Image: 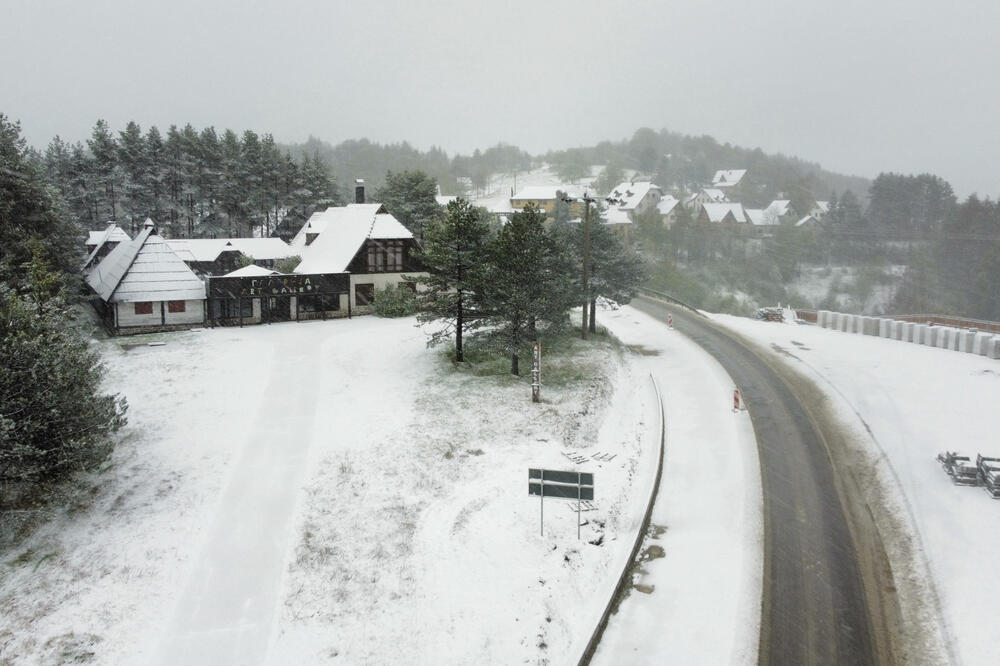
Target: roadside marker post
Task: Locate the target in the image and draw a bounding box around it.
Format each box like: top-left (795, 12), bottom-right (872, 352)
top-left (531, 342), bottom-right (541, 403)
top-left (733, 388), bottom-right (742, 412)
top-left (668, 313), bottom-right (673, 329)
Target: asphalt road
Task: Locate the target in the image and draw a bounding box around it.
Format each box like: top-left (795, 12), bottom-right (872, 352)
top-left (632, 296), bottom-right (893, 666)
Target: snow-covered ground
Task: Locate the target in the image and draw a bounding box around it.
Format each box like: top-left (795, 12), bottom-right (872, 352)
top-left (0, 316), bottom-right (664, 665)
top-left (711, 312), bottom-right (1000, 666)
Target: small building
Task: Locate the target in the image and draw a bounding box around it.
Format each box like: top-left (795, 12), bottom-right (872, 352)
top-left (765, 200), bottom-right (799, 224)
top-left (656, 196), bottom-right (681, 228)
top-left (83, 222), bottom-right (131, 273)
top-left (86, 221), bottom-right (206, 334)
top-left (607, 181), bottom-right (663, 220)
top-left (795, 214), bottom-right (821, 228)
top-left (699, 202), bottom-right (747, 225)
top-left (711, 169), bottom-right (748, 189)
top-left (684, 188), bottom-right (728, 211)
top-left (510, 185), bottom-right (587, 221)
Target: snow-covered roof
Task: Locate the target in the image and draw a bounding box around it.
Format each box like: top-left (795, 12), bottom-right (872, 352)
top-left (166, 237), bottom-right (294, 263)
top-left (744, 208), bottom-right (779, 226)
top-left (86, 224), bottom-right (130, 247)
top-left (223, 264), bottom-right (279, 278)
top-left (813, 201), bottom-right (830, 213)
top-left (795, 215), bottom-right (820, 228)
top-left (82, 223), bottom-right (132, 271)
top-left (86, 224), bottom-right (205, 303)
top-left (608, 181), bottom-right (661, 211)
top-left (435, 195), bottom-right (458, 207)
top-left (711, 170), bottom-right (747, 187)
top-left (701, 203), bottom-right (747, 224)
top-left (766, 200), bottom-right (793, 217)
top-left (511, 185), bottom-right (586, 201)
top-left (604, 206), bottom-right (632, 226)
top-left (293, 203), bottom-right (412, 274)
top-left (657, 196), bottom-right (680, 215)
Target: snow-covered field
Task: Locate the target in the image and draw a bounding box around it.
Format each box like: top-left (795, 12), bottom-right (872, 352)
top-left (712, 312), bottom-right (1000, 666)
top-left (0, 316), bottom-right (663, 665)
top-left (3, 302), bottom-right (996, 665)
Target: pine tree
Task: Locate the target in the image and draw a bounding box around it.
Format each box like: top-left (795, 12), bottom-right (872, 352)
top-left (481, 204), bottom-right (576, 375)
top-left (88, 119), bottom-right (120, 221)
top-left (375, 170), bottom-right (441, 241)
top-left (412, 198), bottom-right (491, 361)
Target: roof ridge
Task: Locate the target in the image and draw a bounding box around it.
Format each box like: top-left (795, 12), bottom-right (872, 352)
top-left (105, 226), bottom-right (153, 302)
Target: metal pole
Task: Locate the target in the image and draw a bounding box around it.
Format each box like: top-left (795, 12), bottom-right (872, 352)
top-left (577, 474), bottom-right (582, 540)
top-left (582, 197), bottom-right (591, 340)
top-left (540, 476), bottom-right (544, 537)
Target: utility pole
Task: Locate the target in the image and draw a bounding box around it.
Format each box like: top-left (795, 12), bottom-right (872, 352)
top-left (581, 192), bottom-right (596, 340)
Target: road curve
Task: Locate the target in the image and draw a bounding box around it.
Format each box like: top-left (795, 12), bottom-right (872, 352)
top-left (632, 296), bottom-right (896, 666)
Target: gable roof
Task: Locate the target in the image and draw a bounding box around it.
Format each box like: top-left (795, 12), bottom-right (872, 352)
top-left (702, 188), bottom-right (728, 202)
top-left (701, 203), bottom-right (747, 223)
top-left (608, 181), bottom-right (661, 210)
top-left (86, 224), bottom-right (205, 303)
top-left (167, 237), bottom-right (294, 263)
top-left (657, 195), bottom-right (680, 215)
top-left (795, 214), bottom-right (820, 228)
top-left (293, 203), bottom-right (412, 274)
top-left (744, 208), bottom-right (779, 226)
top-left (711, 169), bottom-right (747, 187)
top-left (224, 264), bottom-right (280, 277)
top-left (766, 200), bottom-right (793, 217)
top-left (86, 224), bottom-right (131, 247)
top-left (82, 223), bottom-right (132, 271)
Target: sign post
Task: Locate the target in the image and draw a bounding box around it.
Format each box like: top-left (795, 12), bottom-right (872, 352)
top-left (528, 469), bottom-right (594, 538)
top-left (531, 342), bottom-right (541, 403)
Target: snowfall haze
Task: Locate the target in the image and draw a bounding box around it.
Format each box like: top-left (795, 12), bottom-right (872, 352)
top-left (1, 0), bottom-right (997, 196)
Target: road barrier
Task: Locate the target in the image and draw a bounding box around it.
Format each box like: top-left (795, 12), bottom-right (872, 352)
top-left (808, 309), bottom-right (1000, 361)
top-left (577, 375), bottom-right (666, 666)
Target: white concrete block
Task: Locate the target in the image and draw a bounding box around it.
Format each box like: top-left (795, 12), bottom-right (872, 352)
top-left (935, 328), bottom-right (950, 349)
top-left (963, 330), bottom-right (978, 353)
top-left (903, 322), bottom-right (916, 342)
top-left (950, 329), bottom-right (963, 351)
top-left (990, 337), bottom-right (1000, 360)
top-left (840, 314), bottom-right (851, 332)
top-left (893, 321), bottom-right (905, 340)
top-left (862, 317), bottom-right (879, 336)
top-left (818, 310), bottom-right (830, 328)
top-left (878, 318), bottom-right (890, 337)
top-left (916, 324), bottom-right (931, 345)
top-left (854, 316), bottom-right (865, 334)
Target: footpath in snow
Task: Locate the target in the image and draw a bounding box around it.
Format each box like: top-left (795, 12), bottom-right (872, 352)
top-left (592, 305), bottom-right (762, 666)
top-left (712, 312), bottom-right (1000, 666)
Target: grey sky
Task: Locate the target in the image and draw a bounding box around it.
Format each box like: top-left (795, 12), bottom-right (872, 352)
top-left (2, 0), bottom-right (997, 197)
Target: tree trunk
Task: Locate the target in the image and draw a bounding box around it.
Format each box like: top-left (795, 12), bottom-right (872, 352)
top-left (589, 297), bottom-right (597, 334)
top-left (455, 297), bottom-right (464, 362)
top-left (510, 352), bottom-right (519, 376)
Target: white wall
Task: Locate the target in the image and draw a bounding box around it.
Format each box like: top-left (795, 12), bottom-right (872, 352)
top-left (350, 272), bottom-right (428, 310)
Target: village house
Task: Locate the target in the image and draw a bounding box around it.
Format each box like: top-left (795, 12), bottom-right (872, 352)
top-left (86, 220), bottom-right (206, 334)
top-left (684, 188), bottom-right (728, 211)
top-left (711, 169), bottom-right (747, 188)
top-left (657, 195), bottom-right (682, 228)
top-left (607, 181), bottom-right (662, 220)
top-left (765, 200), bottom-right (800, 225)
top-left (510, 185), bottom-right (586, 221)
top-left (698, 202), bottom-right (748, 226)
top-left (291, 190), bottom-right (425, 315)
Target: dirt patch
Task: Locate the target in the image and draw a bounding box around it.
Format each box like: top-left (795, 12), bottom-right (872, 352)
top-left (637, 544), bottom-right (665, 563)
top-left (626, 344), bottom-right (661, 356)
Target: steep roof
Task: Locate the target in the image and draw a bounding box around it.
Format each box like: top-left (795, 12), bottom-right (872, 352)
top-left (87, 224), bottom-right (205, 303)
top-left (82, 223), bottom-right (131, 271)
top-left (86, 224), bottom-right (130, 247)
top-left (702, 203), bottom-right (747, 224)
top-left (766, 200), bottom-right (793, 217)
top-left (711, 169), bottom-right (747, 187)
top-left (293, 203), bottom-right (412, 274)
top-left (608, 181), bottom-right (661, 210)
top-left (223, 264), bottom-right (279, 277)
top-left (657, 195), bottom-right (680, 215)
top-left (167, 237), bottom-right (294, 263)
top-left (703, 188), bottom-right (728, 202)
top-left (744, 208), bottom-right (779, 226)
top-left (795, 214), bottom-right (820, 228)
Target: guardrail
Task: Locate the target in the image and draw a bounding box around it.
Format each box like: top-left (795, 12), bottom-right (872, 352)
top-left (577, 375), bottom-right (666, 666)
top-left (637, 287), bottom-right (707, 318)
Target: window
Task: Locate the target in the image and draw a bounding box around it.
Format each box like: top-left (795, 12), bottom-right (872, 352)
top-left (134, 302), bottom-right (153, 315)
top-left (366, 240), bottom-right (404, 272)
top-left (168, 300), bottom-right (186, 313)
top-left (298, 295), bottom-right (339, 312)
top-left (355, 283), bottom-right (375, 306)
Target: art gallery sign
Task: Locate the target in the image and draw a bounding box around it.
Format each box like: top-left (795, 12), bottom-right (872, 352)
top-left (207, 273), bottom-right (350, 299)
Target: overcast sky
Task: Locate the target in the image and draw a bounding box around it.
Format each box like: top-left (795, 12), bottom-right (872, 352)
top-left (2, 0), bottom-right (997, 197)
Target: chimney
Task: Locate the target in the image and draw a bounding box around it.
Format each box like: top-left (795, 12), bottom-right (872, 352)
top-left (355, 179), bottom-right (366, 204)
